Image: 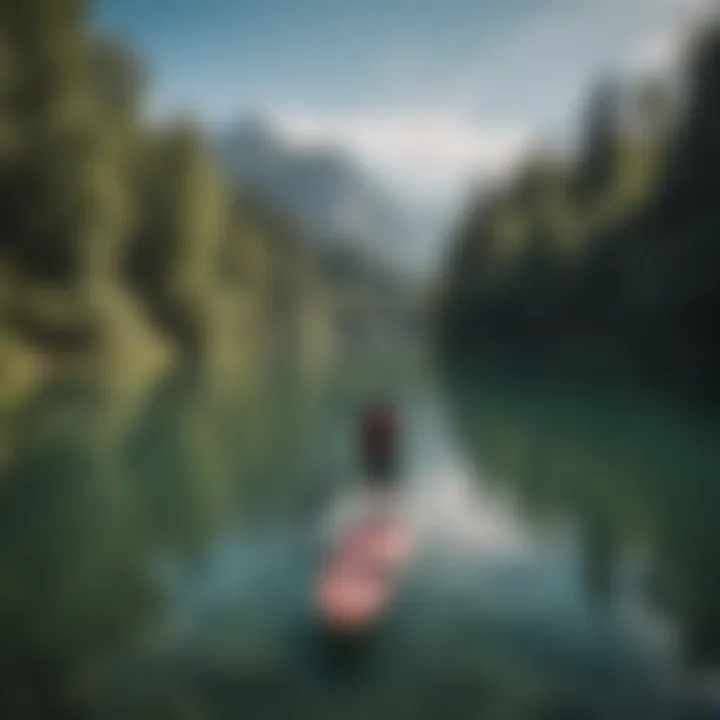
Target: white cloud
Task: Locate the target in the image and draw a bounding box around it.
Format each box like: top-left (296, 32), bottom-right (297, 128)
top-left (271, 108), bottom-right (531, 198)
top-left (627, 25), bottom-right (691, 76)
top-left (624, 0), bottom-right (716, 78)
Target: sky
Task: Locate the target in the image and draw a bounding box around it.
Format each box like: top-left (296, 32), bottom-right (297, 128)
top-left (92, 0), bottom-right (711, 210)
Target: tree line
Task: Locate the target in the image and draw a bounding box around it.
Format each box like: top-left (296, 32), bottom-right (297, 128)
top-left (440, 24), bottom-right (720, 390)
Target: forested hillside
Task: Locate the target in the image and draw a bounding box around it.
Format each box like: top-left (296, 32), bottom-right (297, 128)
top-left (0, 0), bottom-right (333, 408)
top-left (440, 25), bottom-right (720, 389)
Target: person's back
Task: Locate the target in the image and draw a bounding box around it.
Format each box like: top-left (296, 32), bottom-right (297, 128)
top-left (359, 404), bottom-right (400, 487)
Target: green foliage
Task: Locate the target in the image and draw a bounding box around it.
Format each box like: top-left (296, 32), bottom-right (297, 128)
top-left (0, 0), bottom-right (333, 398)
top-left (441, 24), bottom-right (720, 388)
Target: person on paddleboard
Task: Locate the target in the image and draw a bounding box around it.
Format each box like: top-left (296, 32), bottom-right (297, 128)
top-left (359, 403), bottom-right (400, 487)
top-left (317, 403), bottom-right (410, 634)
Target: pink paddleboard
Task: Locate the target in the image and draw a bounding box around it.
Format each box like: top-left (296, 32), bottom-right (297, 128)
top-left (316, 511), bottom-right (411, 633)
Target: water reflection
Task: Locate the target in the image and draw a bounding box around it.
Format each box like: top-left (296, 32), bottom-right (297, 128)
top-left (0, 370), bottom-right (333, 718)
top-left (0, 369), bottom-right (717, 718)
top-left (444, 370), bottom-right (720, 673)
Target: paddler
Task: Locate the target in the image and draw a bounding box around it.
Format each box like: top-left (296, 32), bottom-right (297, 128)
top-left (359, 403), bottom-right (400, 488)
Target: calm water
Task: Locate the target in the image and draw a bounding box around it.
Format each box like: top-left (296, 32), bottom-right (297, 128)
top-left (0, 367), bottom-right (719, 719)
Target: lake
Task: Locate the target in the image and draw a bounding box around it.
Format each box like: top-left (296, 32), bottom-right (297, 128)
top-left (0, 365), bottom-right (718, 719)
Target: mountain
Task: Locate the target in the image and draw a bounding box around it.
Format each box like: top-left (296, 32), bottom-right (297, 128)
top-left (216, 117), bottom-right (420, 271)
